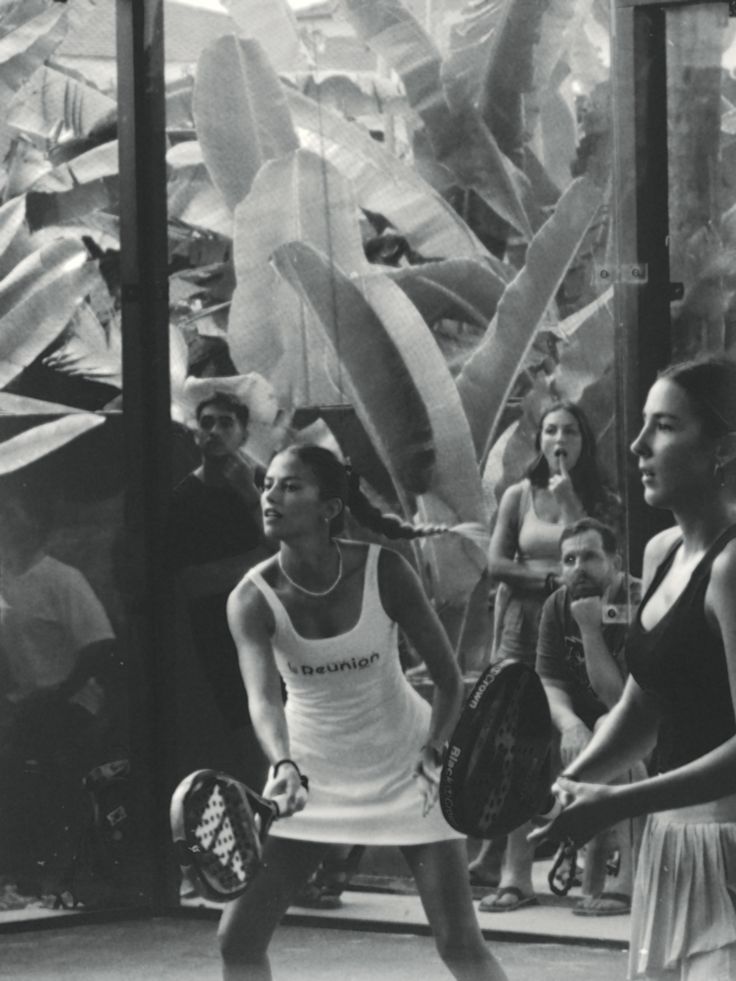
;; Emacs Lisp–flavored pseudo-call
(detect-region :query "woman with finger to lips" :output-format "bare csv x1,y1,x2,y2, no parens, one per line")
531,356,736,980
218,443,509,981
472,401,618,913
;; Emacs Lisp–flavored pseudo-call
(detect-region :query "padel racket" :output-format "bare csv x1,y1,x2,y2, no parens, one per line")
170,769,302,902
440,659,557,838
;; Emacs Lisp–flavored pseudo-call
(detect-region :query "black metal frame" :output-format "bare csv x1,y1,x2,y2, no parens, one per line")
610,0,729,573
116,0,175,913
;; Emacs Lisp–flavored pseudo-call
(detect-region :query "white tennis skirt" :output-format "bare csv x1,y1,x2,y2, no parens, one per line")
629,794,736,981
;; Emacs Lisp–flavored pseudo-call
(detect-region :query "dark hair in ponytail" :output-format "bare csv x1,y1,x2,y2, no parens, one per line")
660,356,736,438
278,444,445,540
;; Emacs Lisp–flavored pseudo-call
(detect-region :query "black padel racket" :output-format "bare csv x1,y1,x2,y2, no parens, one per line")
440,659,557,838
170,769,299,902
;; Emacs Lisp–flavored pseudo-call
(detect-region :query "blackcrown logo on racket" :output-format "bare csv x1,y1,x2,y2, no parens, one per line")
440,660,554,838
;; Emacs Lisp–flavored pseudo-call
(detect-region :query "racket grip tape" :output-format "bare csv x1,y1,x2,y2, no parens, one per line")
535,794,563,824
271,784,308,819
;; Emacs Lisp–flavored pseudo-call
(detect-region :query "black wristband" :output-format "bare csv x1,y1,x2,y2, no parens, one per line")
272,758,309,790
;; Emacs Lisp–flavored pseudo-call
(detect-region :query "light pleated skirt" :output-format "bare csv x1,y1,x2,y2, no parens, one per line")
629,794,736,981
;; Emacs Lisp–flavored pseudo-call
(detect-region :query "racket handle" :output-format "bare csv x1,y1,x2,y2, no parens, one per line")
536,794,563,823
270,785,308,819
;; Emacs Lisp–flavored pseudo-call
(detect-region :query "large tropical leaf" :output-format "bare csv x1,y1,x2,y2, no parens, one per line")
0,391,90,414
480,0,550,161
0,412,104,475
456,174,605,463
193,35,299,212
228,148,366,404
220,0,308,71
341,0,534,238
0,196,26,262
273,241,489,604
166,141,233,237
0,237,97,388
0,0,96,159
386,258,507,328
286,87,496,264
272,240,435,495
444,0,505,106
21,140,119,229
7,63,116,141
43,300,122,389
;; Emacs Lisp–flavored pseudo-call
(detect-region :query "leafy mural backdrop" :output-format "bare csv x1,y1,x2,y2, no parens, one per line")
6,0,725,629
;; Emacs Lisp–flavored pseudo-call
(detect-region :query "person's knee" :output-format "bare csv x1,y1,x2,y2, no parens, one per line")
217,916,265,965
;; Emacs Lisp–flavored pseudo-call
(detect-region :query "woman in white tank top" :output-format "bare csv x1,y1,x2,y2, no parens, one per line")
219,444,509,981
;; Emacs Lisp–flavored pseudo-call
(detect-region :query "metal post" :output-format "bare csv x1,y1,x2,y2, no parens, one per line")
611,0,673,577
116,0,173,911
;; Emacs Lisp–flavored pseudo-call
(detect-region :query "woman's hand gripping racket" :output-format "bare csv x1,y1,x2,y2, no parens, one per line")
440,659,561,838
170,764,308,902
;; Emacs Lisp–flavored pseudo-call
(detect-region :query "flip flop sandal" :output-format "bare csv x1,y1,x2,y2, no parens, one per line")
572,892,631,917
478,886,539,913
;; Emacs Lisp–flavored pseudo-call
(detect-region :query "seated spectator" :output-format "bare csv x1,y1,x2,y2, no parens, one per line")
534,517,645,916
0,495,118,897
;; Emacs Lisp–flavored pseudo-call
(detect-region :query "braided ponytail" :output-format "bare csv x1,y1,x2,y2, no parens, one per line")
280,444,448,540
344,466,448,540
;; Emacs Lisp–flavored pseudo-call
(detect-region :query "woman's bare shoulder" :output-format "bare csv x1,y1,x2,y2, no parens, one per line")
641,526,680,581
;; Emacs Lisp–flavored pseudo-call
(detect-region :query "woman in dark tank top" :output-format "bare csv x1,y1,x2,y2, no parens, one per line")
532,356,736,981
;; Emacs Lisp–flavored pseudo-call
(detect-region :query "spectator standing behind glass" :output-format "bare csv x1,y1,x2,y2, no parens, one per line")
535,518,645,916
532,356,736,980
474,401,618,913
169,392,272,792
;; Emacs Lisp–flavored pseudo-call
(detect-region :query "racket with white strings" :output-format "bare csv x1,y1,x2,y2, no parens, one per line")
440,659,560,838
170,769,306,902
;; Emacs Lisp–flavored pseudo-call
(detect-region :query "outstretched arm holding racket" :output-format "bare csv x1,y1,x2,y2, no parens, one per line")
226,580,308,816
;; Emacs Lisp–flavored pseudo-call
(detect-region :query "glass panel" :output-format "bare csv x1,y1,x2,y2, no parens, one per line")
0,2,150,919
165,0,618,905
666,2,736,359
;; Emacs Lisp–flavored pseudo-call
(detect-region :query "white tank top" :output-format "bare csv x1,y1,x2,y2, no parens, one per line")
246,544,462,845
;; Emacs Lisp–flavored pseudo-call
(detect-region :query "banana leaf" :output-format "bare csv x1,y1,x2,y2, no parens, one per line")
228,148,366,405
272,240,435,495
193,35,299,212
456,174,605,464
0,196,26,261
0,237,97,388
552,286,614,402
30,140,118,192
0,0,94,159
0,392,90,414
7,63,115,141
445,0,505,106
220,0,308,71
42,300,122,389
286,88,495,263
386,258,507,328
341,0,534,238
480,0,549,161
0,412,104,475
273,241,489,604
166,141,233,238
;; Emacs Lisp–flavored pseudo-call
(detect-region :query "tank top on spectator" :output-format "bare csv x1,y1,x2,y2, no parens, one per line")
516,480,565,570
